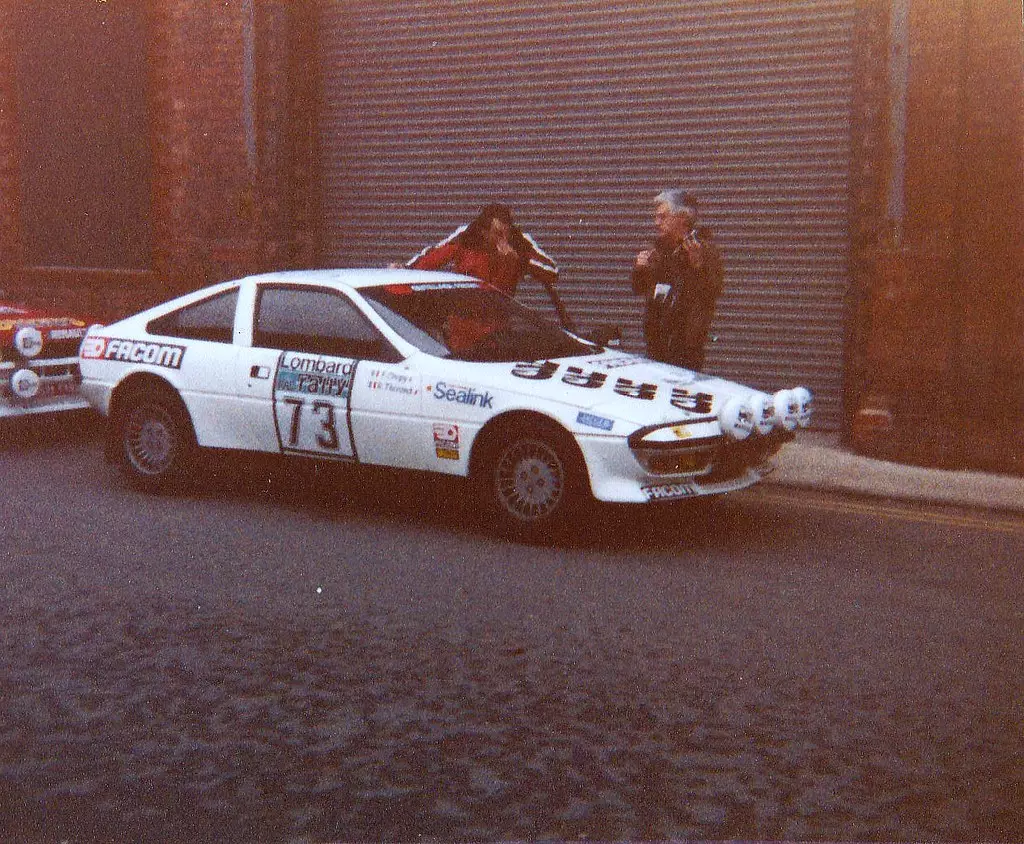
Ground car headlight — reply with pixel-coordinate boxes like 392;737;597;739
627;423;717;476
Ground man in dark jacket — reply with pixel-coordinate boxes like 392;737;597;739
631;189;724;370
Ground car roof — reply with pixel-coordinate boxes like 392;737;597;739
240;268;476;291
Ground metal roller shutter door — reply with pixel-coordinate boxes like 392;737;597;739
319;0;856;428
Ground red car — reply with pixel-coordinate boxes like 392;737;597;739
1;299;93;418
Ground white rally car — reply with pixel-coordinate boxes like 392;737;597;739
79;269;810;539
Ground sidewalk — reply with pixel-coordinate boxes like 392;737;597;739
769;431;1024;516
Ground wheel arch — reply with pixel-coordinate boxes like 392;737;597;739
468;409;593;497
109;371;185;414
106;372;196;458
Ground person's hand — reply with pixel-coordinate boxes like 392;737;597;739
495;238;516;259
683;240;705;269
635;249;653;269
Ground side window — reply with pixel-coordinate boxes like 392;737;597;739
147;288;238;343
254;287;402;361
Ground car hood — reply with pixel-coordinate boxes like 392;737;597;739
476;349;760;427
0;301;90;332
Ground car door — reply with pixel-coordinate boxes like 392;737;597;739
238;284;407;462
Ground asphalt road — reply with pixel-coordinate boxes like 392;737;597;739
2;415;1022;842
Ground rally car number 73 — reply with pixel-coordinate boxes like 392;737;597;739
78;269;811;540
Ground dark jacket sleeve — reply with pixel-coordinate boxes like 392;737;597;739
519;231;559;286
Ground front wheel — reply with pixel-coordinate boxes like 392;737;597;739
114;390;196;492
483;427;583;542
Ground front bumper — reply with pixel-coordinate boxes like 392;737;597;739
579;430;792;504
0;357;90;418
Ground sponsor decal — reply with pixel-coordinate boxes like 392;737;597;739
512;361;657;402
47;327;87;341
385;281;481;295
0;316;86;331
432;422;461;460
670;388;714;414
563;366;607;389
612;378;657;400
80;337;185;369
576;411;614;431
367;368;419;396
411;281;479;291
429;381;494;409
511;360;560;381
585;356;639;370
641;482;698;501
276;354;354;397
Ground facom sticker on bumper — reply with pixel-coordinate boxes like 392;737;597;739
641;482;699;502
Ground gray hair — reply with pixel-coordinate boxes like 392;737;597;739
654;189;698;217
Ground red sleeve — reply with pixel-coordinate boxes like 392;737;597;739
408;240;459;271
405;224;468;271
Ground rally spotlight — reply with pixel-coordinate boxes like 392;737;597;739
773;389;799;432
751;392;775;436
719;395;756;441
791;386;813;428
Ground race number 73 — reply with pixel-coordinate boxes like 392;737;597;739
282;397;340;450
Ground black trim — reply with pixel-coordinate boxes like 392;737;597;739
627;418;719;450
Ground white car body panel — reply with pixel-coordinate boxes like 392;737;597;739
79;269;809;506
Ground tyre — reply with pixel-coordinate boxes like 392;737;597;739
481;422;585;542
114;389;196;492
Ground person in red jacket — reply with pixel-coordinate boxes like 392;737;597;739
398;204;579;338
399;203;559;299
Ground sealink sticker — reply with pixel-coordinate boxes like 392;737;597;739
431;381;493;409
576;411;614;431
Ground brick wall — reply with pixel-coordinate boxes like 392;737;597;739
0;2;21;290
851;0;1024;471
0;0;317;317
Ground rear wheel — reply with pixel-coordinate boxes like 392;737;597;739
114;389;195;491
480;422;585;542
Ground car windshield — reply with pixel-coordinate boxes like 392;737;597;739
361;281;595;362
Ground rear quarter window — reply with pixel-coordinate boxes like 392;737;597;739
147;288;239;343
